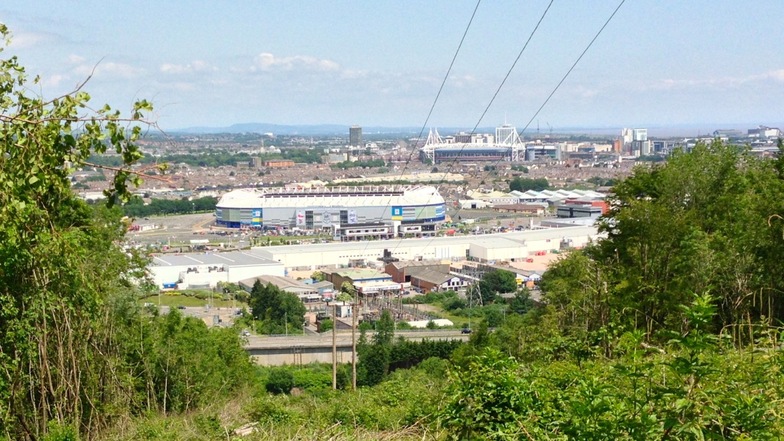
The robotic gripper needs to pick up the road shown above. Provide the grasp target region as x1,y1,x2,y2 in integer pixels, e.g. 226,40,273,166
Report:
245,329,470,349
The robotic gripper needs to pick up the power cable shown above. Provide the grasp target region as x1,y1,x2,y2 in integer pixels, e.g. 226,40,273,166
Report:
409,0,626,260
355,0,483,254
389,0,556,257
519,0,626,136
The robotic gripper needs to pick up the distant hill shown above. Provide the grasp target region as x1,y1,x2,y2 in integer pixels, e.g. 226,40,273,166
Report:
171,122,784,138
173,123,428,136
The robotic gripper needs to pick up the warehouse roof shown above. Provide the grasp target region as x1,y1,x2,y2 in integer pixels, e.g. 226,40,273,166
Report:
253,225,598,256
409,268,454,285
238,275,317,295
332,268,391,281
151,250,281,268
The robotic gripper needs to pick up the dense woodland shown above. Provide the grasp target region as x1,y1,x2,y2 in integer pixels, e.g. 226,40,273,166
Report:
2,27,784,440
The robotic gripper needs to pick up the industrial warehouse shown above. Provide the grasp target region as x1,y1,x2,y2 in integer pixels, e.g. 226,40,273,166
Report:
214,185,446,239
148,225,601,289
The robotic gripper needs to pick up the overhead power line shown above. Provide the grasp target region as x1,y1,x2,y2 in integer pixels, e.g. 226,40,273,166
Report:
409,0,626,256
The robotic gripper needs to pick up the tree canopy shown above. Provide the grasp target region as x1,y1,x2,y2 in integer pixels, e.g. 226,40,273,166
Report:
509,177,549,192
541,140,784,339
0,28,252,439
478,268,518,304
249,281,307,334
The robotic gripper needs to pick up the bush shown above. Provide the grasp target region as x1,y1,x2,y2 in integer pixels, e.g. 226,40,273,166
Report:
265,368,294,395
318,319,333,333
418,357,449,378
250,396,295,424
443,297,466,311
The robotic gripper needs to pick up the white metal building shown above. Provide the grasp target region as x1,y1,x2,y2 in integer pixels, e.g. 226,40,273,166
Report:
252,225,600,270
149,251,285,290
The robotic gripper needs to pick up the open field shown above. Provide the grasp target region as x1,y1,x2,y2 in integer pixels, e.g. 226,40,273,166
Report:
138,292,239,309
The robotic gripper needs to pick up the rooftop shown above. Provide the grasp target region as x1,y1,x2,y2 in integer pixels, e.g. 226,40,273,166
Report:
332,268,391,281
239,275,317,294
151,250,282,268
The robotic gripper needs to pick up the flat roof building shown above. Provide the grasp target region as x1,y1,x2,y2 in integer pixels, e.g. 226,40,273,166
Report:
149,250,285,290
253,225,601,270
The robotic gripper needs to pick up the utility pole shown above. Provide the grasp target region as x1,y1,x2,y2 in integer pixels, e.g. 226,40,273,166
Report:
352,301,357,390
332,303,337,390
468,284,472,331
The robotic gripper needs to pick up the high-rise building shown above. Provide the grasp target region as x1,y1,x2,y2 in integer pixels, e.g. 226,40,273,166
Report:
632,128,648,142
621,128,633,145
349,125,362,147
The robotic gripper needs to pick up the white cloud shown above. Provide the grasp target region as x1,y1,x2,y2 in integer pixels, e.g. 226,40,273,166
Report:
38,73,66,88
339,69,368,80
448,74,478,88
160,60,216,74
8,31,47,49
250,52,340,72
646,68,784,91
170,82,196,91
762,69,784,82
573,85,598,99
67,54,85,64
74,61,144,80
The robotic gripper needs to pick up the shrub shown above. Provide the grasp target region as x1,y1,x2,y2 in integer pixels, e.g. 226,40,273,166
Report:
265,368,294,395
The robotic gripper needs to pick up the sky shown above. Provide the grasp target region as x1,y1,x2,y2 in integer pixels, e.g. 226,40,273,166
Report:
2,1,783,134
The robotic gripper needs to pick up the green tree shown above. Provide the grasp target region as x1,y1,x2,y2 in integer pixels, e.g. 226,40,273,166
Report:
340,281,357,298
0,26,163,439
509,177,549,192
373,309,395,346
478,269,517,303
249,282,306,333
509,289,533,315
596,140,784,335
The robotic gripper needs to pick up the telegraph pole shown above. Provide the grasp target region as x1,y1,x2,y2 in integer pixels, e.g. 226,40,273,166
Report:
332,303,337,389
352,301,357,390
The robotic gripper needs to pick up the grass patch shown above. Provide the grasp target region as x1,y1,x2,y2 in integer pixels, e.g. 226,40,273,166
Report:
139,293,239,308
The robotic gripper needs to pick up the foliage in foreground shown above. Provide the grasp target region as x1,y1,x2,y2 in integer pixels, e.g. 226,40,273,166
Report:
440,295,784,440
104,361,450,441
0,27,254,440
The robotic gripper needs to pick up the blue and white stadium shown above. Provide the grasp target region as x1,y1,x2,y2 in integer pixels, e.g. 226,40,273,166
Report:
215,185,446,239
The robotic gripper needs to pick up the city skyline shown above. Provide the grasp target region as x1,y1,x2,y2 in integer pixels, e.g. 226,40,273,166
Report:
3,1,783,132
